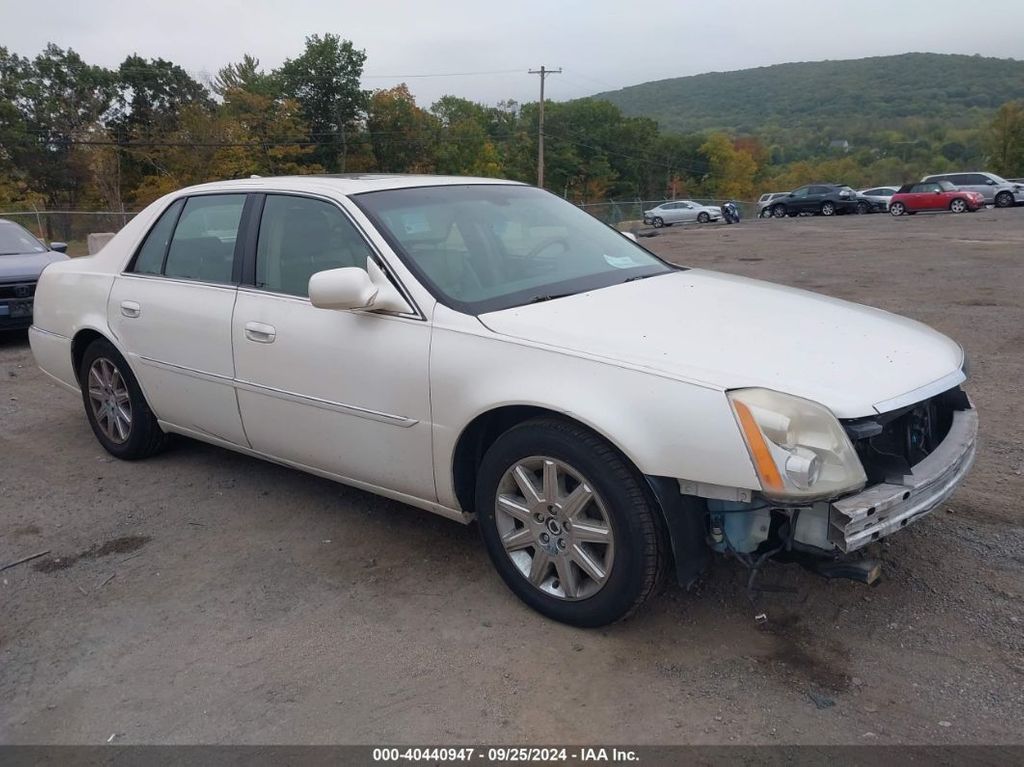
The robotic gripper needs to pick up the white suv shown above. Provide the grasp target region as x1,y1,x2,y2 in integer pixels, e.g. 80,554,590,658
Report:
921,171,1024,208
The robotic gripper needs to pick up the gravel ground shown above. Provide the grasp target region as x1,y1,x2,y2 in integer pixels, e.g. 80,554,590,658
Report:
1,209,1022,745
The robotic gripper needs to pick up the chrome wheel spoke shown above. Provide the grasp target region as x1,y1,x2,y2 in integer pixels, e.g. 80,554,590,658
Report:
541,459,558,504
572,520,611,544
560,483,593,520
88,357,133,445
512,465,542,506
554,555,579,599
528,550,551,586
497,494,531,524
571,543,607,584
501,526,533,552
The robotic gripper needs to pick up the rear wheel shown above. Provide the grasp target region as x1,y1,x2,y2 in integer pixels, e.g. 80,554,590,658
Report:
995,191,1013,208
856,201,869,215
697,211,710,224
950,198,967,214
651,216,664,228
79,338,167,460
889,201,906,216
476,418,665,627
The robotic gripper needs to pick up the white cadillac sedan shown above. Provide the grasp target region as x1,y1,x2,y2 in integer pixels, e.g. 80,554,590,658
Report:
30,175,977,626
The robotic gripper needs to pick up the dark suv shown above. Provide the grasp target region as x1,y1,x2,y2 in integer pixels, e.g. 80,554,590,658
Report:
770,184,860,218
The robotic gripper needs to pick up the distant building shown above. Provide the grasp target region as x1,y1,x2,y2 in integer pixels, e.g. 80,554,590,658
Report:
829,139,851,153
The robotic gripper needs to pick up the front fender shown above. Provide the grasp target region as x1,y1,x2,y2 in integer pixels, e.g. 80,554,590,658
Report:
429,310,760,510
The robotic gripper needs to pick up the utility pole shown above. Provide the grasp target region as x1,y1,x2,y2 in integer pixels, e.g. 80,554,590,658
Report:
529,66,561,188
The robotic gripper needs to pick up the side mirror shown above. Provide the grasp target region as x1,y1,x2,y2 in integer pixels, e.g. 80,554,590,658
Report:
308,260,414,314
50,242,68,253
309,267,377,310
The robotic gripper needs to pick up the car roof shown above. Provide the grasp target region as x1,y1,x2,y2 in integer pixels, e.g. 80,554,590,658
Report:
175,173,526,197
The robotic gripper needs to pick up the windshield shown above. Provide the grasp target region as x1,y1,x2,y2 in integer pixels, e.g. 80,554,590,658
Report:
0,222,47,255
353,184,675,314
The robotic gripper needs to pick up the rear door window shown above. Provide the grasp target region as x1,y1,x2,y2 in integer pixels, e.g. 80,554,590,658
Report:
163,195,246,283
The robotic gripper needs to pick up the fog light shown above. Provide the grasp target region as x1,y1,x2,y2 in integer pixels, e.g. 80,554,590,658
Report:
785,447,822,489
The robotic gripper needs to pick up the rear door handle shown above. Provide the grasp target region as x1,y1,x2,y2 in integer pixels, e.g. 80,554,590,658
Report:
120,300,141,319
244,321,276,344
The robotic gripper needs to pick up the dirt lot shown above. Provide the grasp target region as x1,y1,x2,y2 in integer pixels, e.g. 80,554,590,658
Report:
1,210,1023,745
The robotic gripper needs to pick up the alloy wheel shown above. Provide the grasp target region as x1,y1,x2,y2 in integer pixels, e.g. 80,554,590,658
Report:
494,456,615,601
87,357,133,444
890,202,905,216
821,202,835,216
950,199,967,214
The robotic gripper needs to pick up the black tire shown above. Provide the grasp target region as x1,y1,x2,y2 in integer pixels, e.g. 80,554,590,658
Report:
856,201,869,215
476,418,666,627
889,201,905,216
820,201,836,216
995,191,1013,209
949,198,967,214
697,211,710,224
771,204,786,218
651,216,664,228
79,338,167,460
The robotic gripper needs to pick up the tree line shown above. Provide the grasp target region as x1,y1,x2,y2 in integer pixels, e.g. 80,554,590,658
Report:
2,36,1022,239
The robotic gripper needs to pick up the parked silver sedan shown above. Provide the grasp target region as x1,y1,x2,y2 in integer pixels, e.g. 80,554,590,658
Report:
858,186,900,212
643,200,721,227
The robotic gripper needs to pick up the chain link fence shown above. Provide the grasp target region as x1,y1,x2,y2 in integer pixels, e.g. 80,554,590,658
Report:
0,211,139,255
579,199,760,226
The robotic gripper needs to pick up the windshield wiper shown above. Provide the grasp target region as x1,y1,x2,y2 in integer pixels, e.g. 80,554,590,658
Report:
624,273,656,283
526,292,575,304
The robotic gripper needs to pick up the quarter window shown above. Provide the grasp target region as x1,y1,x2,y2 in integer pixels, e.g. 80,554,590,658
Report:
163,195,245,283
131,199,184,275
255,195,375,297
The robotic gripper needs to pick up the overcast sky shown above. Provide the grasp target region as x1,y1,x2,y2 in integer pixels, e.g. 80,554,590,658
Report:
4,0,1024,106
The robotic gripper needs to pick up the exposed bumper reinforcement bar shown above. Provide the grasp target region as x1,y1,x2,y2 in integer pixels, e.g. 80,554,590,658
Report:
829,408,978,553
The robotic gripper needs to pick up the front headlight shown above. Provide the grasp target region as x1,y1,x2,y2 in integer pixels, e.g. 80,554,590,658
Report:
728,388,867,502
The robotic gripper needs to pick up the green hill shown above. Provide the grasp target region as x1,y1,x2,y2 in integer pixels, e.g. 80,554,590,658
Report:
591,53,1024,134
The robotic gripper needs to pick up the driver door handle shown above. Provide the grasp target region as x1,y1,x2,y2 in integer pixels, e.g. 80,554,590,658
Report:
244,321,276,344
120,300,141,319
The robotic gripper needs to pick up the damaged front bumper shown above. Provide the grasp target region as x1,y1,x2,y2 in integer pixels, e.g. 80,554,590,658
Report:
828,407,978,552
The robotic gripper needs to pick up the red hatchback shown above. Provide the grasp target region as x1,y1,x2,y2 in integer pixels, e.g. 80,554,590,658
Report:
889,180,985,216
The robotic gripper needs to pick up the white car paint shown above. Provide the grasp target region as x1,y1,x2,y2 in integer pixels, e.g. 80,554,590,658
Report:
28,174,971,537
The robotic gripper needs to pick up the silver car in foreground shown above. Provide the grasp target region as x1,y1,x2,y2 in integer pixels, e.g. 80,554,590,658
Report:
921,172,1024,208
858,186,899,212
643,200,721,227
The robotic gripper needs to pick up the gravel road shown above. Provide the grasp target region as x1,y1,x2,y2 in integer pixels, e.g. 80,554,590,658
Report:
1,210,1022,745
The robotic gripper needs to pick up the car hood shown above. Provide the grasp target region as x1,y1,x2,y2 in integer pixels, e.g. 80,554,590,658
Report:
0,251,68,282
478,270,964,418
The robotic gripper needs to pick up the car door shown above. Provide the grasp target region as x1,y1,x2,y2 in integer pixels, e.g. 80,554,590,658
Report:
231,193,435,499
787,186,810,212
674,202,697,223
107,193,250,446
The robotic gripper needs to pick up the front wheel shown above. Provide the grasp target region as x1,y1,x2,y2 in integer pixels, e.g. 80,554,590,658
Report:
950,198,967,214
651,216,664,228
771,204,786,218
995,191,1013,208
820,201,836,216
889,201,906,216
476,418,665,627
79,338,167,460
856,201,869,215
697,212,710,224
